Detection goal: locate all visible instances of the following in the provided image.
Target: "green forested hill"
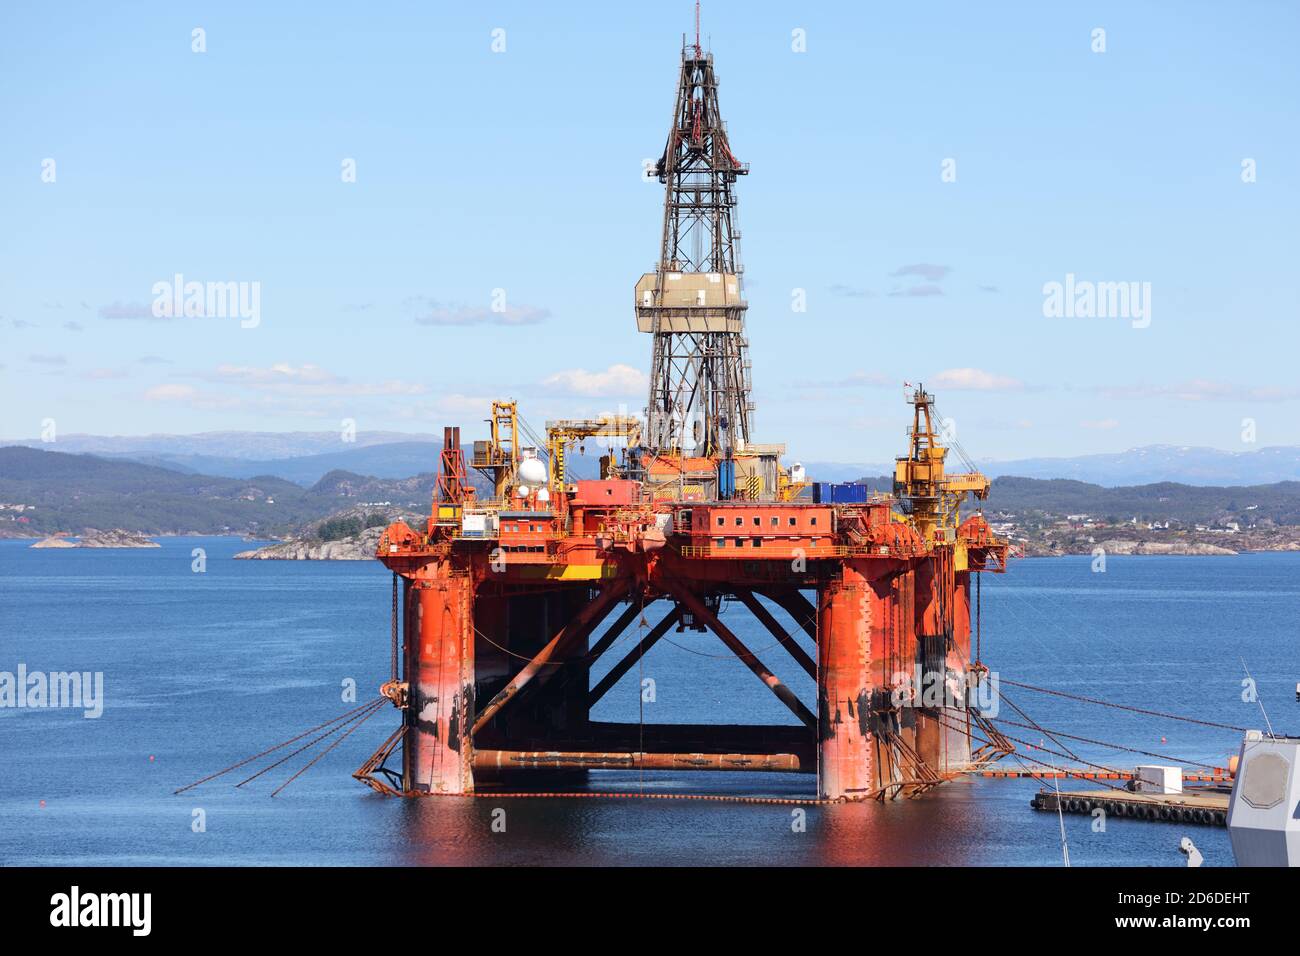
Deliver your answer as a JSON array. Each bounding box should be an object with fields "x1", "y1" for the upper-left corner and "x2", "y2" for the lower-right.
[
  {"x1": 0, "y1": 447, "x2": 434, "y2": 535},
  {"x1": 850, "y1": 473, "x2": 1300, "y2": 526},
  {"x1": 981, "y1": 476, "x2": 1300, "y2": 526}
]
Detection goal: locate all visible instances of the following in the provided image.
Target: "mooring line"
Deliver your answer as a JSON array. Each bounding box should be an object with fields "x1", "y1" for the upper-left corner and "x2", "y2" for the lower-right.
[
  {"x1": 234, "y1": 699, "x2": 387, "y2": 789},
  {"x1": 988, "y1": 715, "x2": 1222, "y2": 770},
  {"x1": 410, "y1": 788, "x2": 838, "y2": 806},
  {"x1": 174, "y1": 697, "x2": 387, "y2": 794},
  {"x1": 271, "y1": 700, "x2": 387, "y2": 797},
  {"x1": 999, "y1": 678, "x2": 1249, "y2": 732},
  {"x1": 1001, "y1": 690, "x2": 1083, "y2": 764},
  {"x1": 930, "y1": 710, "x2": 1135, "y2": 794}
]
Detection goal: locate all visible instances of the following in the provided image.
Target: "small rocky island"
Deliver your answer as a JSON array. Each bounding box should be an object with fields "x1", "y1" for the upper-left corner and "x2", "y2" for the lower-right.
[
  {"x1": 30, "y1": 530, "x2": 161, "y2": 549},
  {"x1": 235, "y1": 510, "x2": 422, "y2": 561},
  {"x1": 1090, "y1": 538, "x2": 1236, "y2": 556}
]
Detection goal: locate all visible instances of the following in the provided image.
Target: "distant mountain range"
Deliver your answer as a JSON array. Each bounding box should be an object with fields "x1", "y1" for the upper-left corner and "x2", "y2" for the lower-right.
[
  {"x1": 0, "y1": 446, "x2": 439, "y2": 536},
  {"x1": 979, "y1": 476, "x2": 1300, "y2": 526},
  {"x1": 104, "y1": 442, "x2": 449, "y2": 484},
  {"x1": 3, "y1": 432, "x2": 1298, "y2": 488},
  {"x1": 4, "y1": 444, "x2": 1300, "y2": 538},
  {"x1": 4, "y1": 430, "x2": 442, "y2": 460},
  {"x1": 3, "y1": 433, "x2": 598, "y2": 486},
  {"x1": 2, "y1": 430, "x2": 450, "y2": 484},
  {"x1": 808, "y1": 444, "x2": 1300, "y2": 488},
  {"x1": 977, "y1": 445, "x2": 1300, "y2": 486}
]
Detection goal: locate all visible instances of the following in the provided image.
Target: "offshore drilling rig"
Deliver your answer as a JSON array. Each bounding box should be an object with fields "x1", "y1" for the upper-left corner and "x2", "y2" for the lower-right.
[{"x1": 358, "y1": 28, "x2": 1010, "y2": 803}]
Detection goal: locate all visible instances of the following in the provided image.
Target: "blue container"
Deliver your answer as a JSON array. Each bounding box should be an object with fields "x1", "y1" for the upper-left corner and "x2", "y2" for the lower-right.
[
  {"x1": 718, "y1": 458, "x2": 736, "y2": 500},
  {"x1": 811, "y1": 481, "x2": 831, "y2": 504},
  {"x1": 830, "y1": 482, "x2": 869, "y2": 503}
]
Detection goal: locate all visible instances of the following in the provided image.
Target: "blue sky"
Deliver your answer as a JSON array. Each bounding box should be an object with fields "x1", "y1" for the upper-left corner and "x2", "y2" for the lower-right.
[{"x1": 2, "y1": 1, "x2": 1297, "y2": 462}]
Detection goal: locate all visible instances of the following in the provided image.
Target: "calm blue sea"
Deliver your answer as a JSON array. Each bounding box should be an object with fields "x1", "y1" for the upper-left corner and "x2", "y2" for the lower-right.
[{"x1": 2, "y1": 537, "x2": 1296, "y2": 866}]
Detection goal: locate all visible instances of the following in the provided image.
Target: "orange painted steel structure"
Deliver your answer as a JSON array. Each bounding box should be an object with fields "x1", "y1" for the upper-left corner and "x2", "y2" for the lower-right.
[
  {"x1": 364, "y1": 485, "x2": 1008, "y2": 802},
  {"x1": 357, "y1": 31, "x2": 1010, "y2": 803}
]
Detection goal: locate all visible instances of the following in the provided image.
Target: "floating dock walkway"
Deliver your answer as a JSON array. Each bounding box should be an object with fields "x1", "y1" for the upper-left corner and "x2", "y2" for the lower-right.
[{"x1": 1031, "y1": 788, "x2": 1229, "y2": 826}]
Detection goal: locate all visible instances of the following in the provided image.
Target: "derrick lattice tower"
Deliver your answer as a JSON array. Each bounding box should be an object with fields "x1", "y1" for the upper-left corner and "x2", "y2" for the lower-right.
[{"x1": 636, "y1": 34, "x2": 753, "y2": 457}]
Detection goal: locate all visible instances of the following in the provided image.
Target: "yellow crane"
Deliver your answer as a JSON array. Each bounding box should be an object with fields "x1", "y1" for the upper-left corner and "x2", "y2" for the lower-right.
[
  {"x1": 893, "y1": 385, "x2": 990, "y2": 543},
  {"x1": 470, "y1": 400, "x2": 520, "y2": 499},
  {"x1": 545, "y1": 416, "x2": 643, "y2": 490}
]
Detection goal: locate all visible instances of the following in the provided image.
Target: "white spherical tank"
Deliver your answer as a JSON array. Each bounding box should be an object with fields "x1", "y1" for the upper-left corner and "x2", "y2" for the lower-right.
[{"x1": 518, "y1": 456, "x2": 547, "y2": 487}]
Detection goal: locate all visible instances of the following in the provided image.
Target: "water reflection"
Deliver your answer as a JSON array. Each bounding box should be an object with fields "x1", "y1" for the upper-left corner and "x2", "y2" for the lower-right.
[{"x1": 388, "y1": 771, "x2": 996, "y2": 866}]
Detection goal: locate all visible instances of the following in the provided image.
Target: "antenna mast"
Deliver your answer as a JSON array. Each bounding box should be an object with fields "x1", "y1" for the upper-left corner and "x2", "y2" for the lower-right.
[{"x1": 1242, "y1": 658, "x2": 1276, "y2": 737}]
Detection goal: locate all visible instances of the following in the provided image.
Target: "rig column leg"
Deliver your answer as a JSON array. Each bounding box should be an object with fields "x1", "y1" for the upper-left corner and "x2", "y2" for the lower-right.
[
  {"x1": 945, "y1": 569, "x2": 974, "y2": 770},
  {"x1": 405, "y1": 572, "x2": 475, "y2": 794},
  {"x1": 818, "y1": 562, "x2": 874, "y2": 800},
  {"x1": 912, "y1": 550, "x2": 969, "y2": 779},
  {"x1": 912, "y1": 557, "x2": 943, "y2": 779}
]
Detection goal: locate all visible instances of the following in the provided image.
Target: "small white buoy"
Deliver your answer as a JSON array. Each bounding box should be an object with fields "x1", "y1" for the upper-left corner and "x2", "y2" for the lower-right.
[{"x1": 1179, "y1": 837, "x2": 1203, "y2": 867}]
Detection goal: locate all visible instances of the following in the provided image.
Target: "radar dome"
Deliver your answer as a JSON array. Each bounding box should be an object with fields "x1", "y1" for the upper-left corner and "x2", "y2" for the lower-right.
[{"x1": 518, "y1": 457, "x2": 547, "y2": 486}]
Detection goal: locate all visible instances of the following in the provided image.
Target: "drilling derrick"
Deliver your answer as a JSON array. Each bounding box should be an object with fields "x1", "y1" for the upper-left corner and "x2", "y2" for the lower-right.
[{"x1": 637, "y1": 35, "x2": 753, "y2": 457}]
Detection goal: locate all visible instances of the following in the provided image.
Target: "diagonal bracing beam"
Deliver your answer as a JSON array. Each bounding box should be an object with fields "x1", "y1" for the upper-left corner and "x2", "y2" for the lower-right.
[
  {"x1": 471, "y1": 581, "x2": 628, "y2": 737},
  {"x1": 587, "y1": 605, "x2": 682, "y2": 708},
  {"x1": 585, "y1": 599, "x2": 645, "y2": 668},
  {"x1": 527, "y1": 598, "x2": 647, "y2": 704},
  {"x1": 733, "y1": 588, "x2": 816, "y2": 680},
  {"x1": 763, "y1": 588, "x2": 818, "y2": 642},
  {"x1": 665, "y1": 583, "x2": 816, "y2": 729}
]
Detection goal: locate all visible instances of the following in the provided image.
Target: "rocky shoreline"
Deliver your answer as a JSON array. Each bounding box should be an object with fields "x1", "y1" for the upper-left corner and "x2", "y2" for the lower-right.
[
  {"x1": 1016, "y1": 528, "x2": 1300, "y2": 557},
  {"x1": 234, "y1": 522, "x2": 401, "y2": 561},
  {"x1": 235, "y1": 536, "x2": 377, "y2": 561},
  {"x1": 30, "y1": 530, "x2": 161, "y2": 549},
  {"x1": 1020, "y1": 538, "x2": 1237, "y2": 557}
]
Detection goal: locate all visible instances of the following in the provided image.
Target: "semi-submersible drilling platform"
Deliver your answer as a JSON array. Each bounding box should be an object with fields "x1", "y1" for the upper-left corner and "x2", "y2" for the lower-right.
[{"x1": 359, "y1": 36, "x2": 1010, "y2": 803}]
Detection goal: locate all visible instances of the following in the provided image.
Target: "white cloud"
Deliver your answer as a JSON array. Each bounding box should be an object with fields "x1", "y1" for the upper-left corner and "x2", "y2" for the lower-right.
[
  {"x1": 410, "y1": 299, "x2": 550, "y2": 327},
  {"x1": 393, "y1": 393, "x2": 503, "y2": 421},
  {"x1": 890, "y1": 263, "x2": 952, "y2": 282},
  {"x1": 207, "y1": 363, "x2": 339, "y2": 385},
  {"x1": 930, "y1": 367, "x2": 1023, "y2": 391},
  {"x1": 1080, "y1": 418, "x2": 1120, "y2": 430},
  {"x1": 888, "y1": 284, "x2": 944, "y2": 298},
  {"x1": 541, "y1": 363, "x2": 647, "y2": 397},
  {"x1": 197, "y1": 363, "x2": 426, "y2": 397},
  {"x1": 144, "y1": 384, "x2": 198, "y2": 401}
]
